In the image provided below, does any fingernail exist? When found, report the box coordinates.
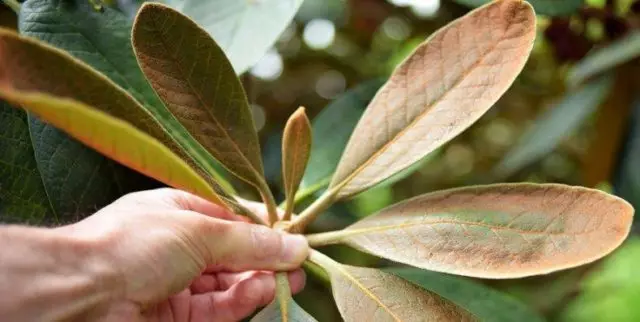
[281,234,309,263]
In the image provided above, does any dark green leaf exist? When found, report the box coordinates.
[19,0,235,194]
[452,0,583,16]
[493,75,612,179]
[388,267,544,322]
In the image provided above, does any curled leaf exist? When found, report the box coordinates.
[329,0,536,198]
[282,107,312,220]
[307,184,634,278]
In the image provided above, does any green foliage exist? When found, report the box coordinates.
[0,0,635,320]
[560,238,640,322]
[452,0,584,16]
[388,267,545,322]
[494,75,613,179]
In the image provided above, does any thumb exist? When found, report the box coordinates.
[194,217,309,272]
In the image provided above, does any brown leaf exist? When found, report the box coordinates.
[132,3,265,190]
[282,107,312,220]
[307,184,634,278]
[310,251,476,322]
[329,0,536,198]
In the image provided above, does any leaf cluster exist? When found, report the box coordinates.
[0,0,634,320]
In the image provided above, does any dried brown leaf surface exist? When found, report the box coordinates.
[330,0,536,198]
[282,107,312,219]
[310,184,633,278]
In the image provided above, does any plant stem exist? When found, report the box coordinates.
[302,259,331,288]
[2,0,20,13]
[308,249,339,272]
[275,272,291,314]
[257,180,279,226]
[233,200,268,226]
[305,230,349,247]
[289,187,339,232]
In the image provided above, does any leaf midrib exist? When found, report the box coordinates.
[334,5,523,191]
[334,266,402,322]
[147,13,263,185]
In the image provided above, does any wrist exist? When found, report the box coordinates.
[0,225,122,321]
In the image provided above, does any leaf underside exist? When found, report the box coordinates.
[330,0,536,198]
[329,183,633,278]
[282,107,312,217]
[327,264,476,322]
[132,3,266,190]
[250,273,317,322]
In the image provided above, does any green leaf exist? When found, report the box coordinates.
[568,31,640,87]
[282,107,311,220]
[308,250,476,322]
[19,0,236,194]
[329,0,536,199]
[161,0,303,74]
[307,183,634,279]
[452,0,583,16]
[388,267,545,322]
[0,89,226,206]
[250,273,317,322]
[560,238,640,322]
[493,75,612,179]
[132,3,269,197]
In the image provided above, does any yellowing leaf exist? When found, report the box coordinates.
[251,273,317,322]
[0,27,247,213]
[307,184,634,279]
[0,89,223,206]
[282,107,312,220]
[309,251,476,322]
[132,3,266,191]
[329,0,536,198]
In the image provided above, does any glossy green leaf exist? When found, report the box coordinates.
[568,31,640,87]
[132,3,267,194]
[251,273,317,322]
[560,238,640,322]
[329,0,536,198]
[452,0,583,16]
[307,183,634,279]
[0,89,225,206]
[388,267,544,322]
[19,0,235,194]
[309,250,476,322]
[161,0,303,74]
[493,75,612,179]
[282,107,311,220]
[296,79,384,201]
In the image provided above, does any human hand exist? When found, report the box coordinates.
[59,188,309,322]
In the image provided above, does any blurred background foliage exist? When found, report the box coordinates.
[3,0,640,320]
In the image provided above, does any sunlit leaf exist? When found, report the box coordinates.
[309,251,476,322]
[568,31,640,87]
[19,0,236,194]
[132,3,268,194]
[297,79,384,201]
[0,89,224,206]
[0,28,243,211]
[161,0,303,74]
[452,0,582,16]
[307,184,633,278]
[388,267,545,322]
[329,0,536,198]
[493,75,612,179]
[251,273,317,322]
[282,107,312,219]
[560,238,640,322]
